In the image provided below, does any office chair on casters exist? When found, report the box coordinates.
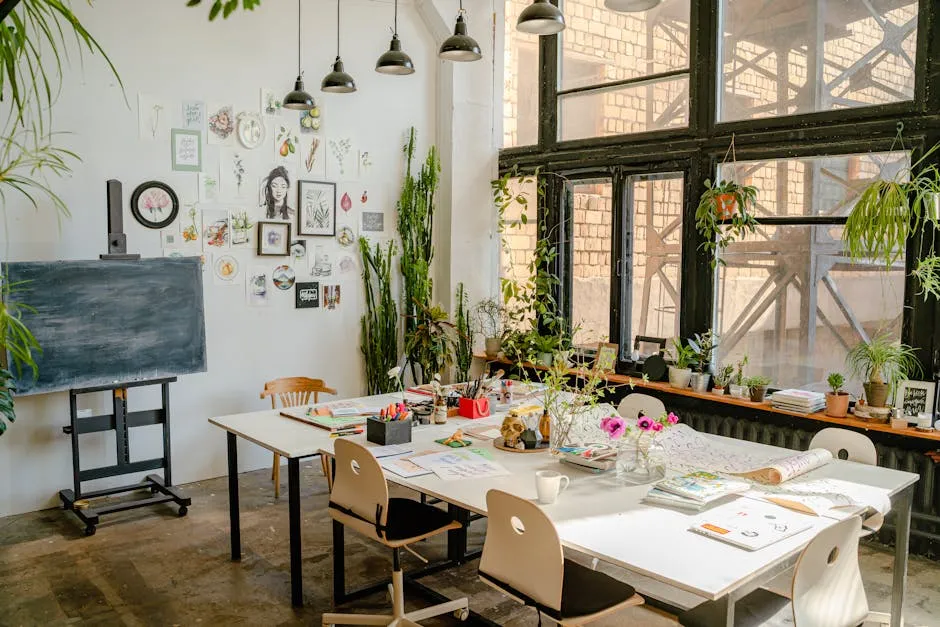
[322,439,469,627]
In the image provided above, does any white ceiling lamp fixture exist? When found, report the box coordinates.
[604,0,662,12]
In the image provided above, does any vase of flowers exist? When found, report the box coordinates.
[601,412,679,485]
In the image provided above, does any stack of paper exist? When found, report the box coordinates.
[770,389,826,414]
[643,471,750,511]
[689,499,813,551]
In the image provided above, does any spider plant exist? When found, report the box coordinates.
[846,333,921,406]
[912,254,940,302]
[695,179,759,267]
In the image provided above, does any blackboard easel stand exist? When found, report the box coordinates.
[59,377,190,536]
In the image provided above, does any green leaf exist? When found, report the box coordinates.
[208,1,222,20]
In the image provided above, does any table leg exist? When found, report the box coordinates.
[226,432,241,561]
[333,519,346,604]
[447,504,470,564]
[890,484,913,627]
[288,457,303,607]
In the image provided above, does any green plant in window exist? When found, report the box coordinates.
[670,338,696,370]
[827,372,845,395]
[687,330,717,373]
[695,179,759,267]
[712,364,735,389]
[846,333,921,406]
[733,355,749,386]
[912,254,940,301]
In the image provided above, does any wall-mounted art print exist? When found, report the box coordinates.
[272,264,296,290]
[213,253,242,286]
[130,181,179,229]
[182,100,206,132]
[299,105,321,133]
[230,210,254,247]
[358,149,373,177]
[202,209,230,249]
[260,166,294,221]
[336,225,355,248]
[161,229,180,248]
[327,137,354,180]
[257,221,291,256]
[247,267,268,306]
[300,135,325,178]
[309,245,332,277]
[338,254,357,275]
[171,129,202,172]
[137,92,168,140]
[360,190,368,205]
[896,380,936,418]
[181,205,201,244]
[236,112,265,150]
[260,87,282,117]
[340,191,352,213]
[199,172,220,202]
[360,211,385,234]
[220,149,250,198]
[295,282,320,309]
[274,124,300,164]
[207,104,235,145]
[290,239,307,261]
[297,180,335,236]
[323,284,341,310]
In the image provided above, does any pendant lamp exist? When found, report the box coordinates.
[376,0,415,75]
[322,0,357,93]
[439,0,482,62]
[517,0,566,35]
[604,0,662,11]
[282,0,315,110]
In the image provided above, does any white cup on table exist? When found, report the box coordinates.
[535,470,570,504]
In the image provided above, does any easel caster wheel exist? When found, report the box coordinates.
[454,608,470,621]
[178,506,188,517]
[84,525,96,537]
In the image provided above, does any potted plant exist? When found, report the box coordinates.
[728,355,749,398]
[530,332,560,367]
[453,284,473,383]
[711,364,734,396]
[668,338,696,389]
[475,297,505,359]
[695,179,759,267]
[404,302,455,383]
[744,375,771,403]
[688,330,717,393]
[846,333,921,408]
[825,372,850,418]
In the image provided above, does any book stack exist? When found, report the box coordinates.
[770,389,826,415]
[642,471,750,512]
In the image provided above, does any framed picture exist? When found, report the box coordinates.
[257,221,291,256]
[130,181,179,229]
[297,180,336,236]
[170,128,202,172]
[595,342,618,373]
[896,379,936,417]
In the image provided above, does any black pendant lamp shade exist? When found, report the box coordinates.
[376,0,414,75]
[439,0,482,62]
[283,0,315,110]
[517,0,566,35]
[322,0,357,93]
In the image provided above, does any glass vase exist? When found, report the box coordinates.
[616,432,666,485]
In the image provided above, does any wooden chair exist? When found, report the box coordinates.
[618,393,666,420]
[260,377,336,498]
[479,489,645,625]
[680,515,884,627]
[322,440,469,626]
[810,427,878,466]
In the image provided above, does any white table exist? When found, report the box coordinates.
[210,394,918,626]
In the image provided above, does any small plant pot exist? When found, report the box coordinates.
[668,366,692,389]
[711,387,726,397]
[748,385,768,403]
[690,372,711,393]
[825,392,850,418]
[728,384,748,399]
[484,337,502,359]
[458,396,490,419]
[714,193,738,219]
[927,192,940,223]
[367,417,412,446]
[537,352,554,367]
[864,382,889,408]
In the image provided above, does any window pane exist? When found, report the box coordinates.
[719,0,918,122]
[571,180,613,347]
[716,151,909,219]
[503,0,540,147]
[559,76,689,141]
[628,174,682,352]
[559,0,690,91]
[714,225,904,394]
[500,178,538,319]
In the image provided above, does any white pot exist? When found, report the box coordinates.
[484,337,502,359]
[711,387,726,397]
[668,366,692,389]
[690,372,711,393]
[728,384,748,398]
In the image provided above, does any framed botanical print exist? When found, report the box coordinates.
[257,221,291,256]
[594,342,619,373]
[297,180,336,236]
[130,181,179,229]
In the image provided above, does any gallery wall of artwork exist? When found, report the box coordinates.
[0,0,463,517]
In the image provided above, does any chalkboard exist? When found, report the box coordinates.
[4,258,207,395]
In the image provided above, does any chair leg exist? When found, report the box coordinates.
[273,453,281,499]
[320,613,392,626]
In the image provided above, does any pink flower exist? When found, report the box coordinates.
[600,416,627,440]
[637,416,654,431]
[651,421,663,432]
[667,412,679,425]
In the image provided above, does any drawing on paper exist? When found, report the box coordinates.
[299,106,321,132]
[138,93,166,140]
[303,136,322,174]
[260,88,282,116]
[361,190,368,204]
[328,137,352,176]
[272,265,296,290]
[297,180,335,236]
[310,245,332,277]
[182,206,200,243]
[338,255,357,275]
[247,268,268,306]
[199,172,220,202]
[358,150,373,176]
[360,211,385,233]
[295,282,320,309]
[257,221,291,256]
[213,254,241,284]
[208,105,235,143]
[322,284,341,310]
[171,129,202,172]
[340,192,352,213]
[274,124,299,161]
[182,100,206,130]
[202,210,230,249]
[236,112,265,149]
[336,226,355,248]
[231,210,254,246]
[260,166,294,220]
[291,240,307,261]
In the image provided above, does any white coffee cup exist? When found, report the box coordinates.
[917,412,934,429]
[535,470,570,505]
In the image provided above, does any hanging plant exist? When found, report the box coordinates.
[912,254,940,301]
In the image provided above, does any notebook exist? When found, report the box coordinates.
[642,488,740,512]
[655,471,751,502]
[689,500,813,551]
[279,406,367,431]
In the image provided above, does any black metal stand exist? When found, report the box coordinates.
[58,377,190,536]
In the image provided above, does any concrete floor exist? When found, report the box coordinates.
[1,463,938,627]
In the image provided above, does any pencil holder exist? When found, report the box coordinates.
[367,417,413,445]
[458,397,490,419]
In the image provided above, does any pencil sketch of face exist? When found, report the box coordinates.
[271,176,288,204]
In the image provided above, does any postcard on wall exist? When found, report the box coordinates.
[161,228,181,249]
[259,167,296,221]
[246,266,269,306]
[220,148,251,199]
[322,284,341,310]
[202,209,230,250]
[297,180,336,236]
[295,282,320,309]
[359,210,385,234]
[309,244,333,278]
[273,124,300,165]
[299,134,326,178]
[171,129,202,172]
[180,204,202,245]
[181,100,206,132]
[326,136,356,181]
[137,92,170,141]
[207,103,236,145]
[290,239,307,262]
[260,87,282,117]
[212,252,243,286]
[199,172,221,203]
[358,149,373,178]
[229,209,255,248]
[338,254,357,275]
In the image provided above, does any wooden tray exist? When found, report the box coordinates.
[494,437,550,453]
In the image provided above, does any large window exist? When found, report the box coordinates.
[503,2,540,147]
[570,180,614,346]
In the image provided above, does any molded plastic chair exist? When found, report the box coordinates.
[479,489,645,625]
[260,377,336,498]
[809,427,878,466]
[680,516,877,627]
[618,393,666,420]
[322,440,469,626]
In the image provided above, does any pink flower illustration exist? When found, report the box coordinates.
[600,416,627,440]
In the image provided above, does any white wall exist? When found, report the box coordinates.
[0,0,498,517]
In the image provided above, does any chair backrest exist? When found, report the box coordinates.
[809,428,877,465]
[260,377,337,409]
[791,516,869,626]
[479,489,565,613]
[617,393,666,420]
[329,439,390,540]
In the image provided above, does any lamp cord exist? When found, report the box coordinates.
[393,0,398,35]
[336,0,341,58]
[297,0,302,75]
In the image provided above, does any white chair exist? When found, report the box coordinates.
[322,440,469,627]
[680,516,881,627]
[617,393,666,420]
[810,428,878,466]
[479,489,646,625]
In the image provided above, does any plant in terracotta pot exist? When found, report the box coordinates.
[846,334,921,408]
[695,179,759,267]
[728,355,749,398]
[744,375,771,403]
[711,364,734,396]
[668,338,696,389]
[825,372,850,418]
[475,297,505,359]
[687,330,717,393]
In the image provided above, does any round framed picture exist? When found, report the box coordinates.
[130,181,179,229]
[237,112,266,149]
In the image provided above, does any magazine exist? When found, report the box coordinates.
[689,500,813,551]
[655,471,751,502]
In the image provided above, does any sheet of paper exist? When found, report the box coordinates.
[379,455,434,478]
[368,444,413,458]
[410,449,510,480]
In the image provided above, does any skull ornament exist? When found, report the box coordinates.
[500,415,526,448]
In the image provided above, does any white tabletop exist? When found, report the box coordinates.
[210,394,919,601]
